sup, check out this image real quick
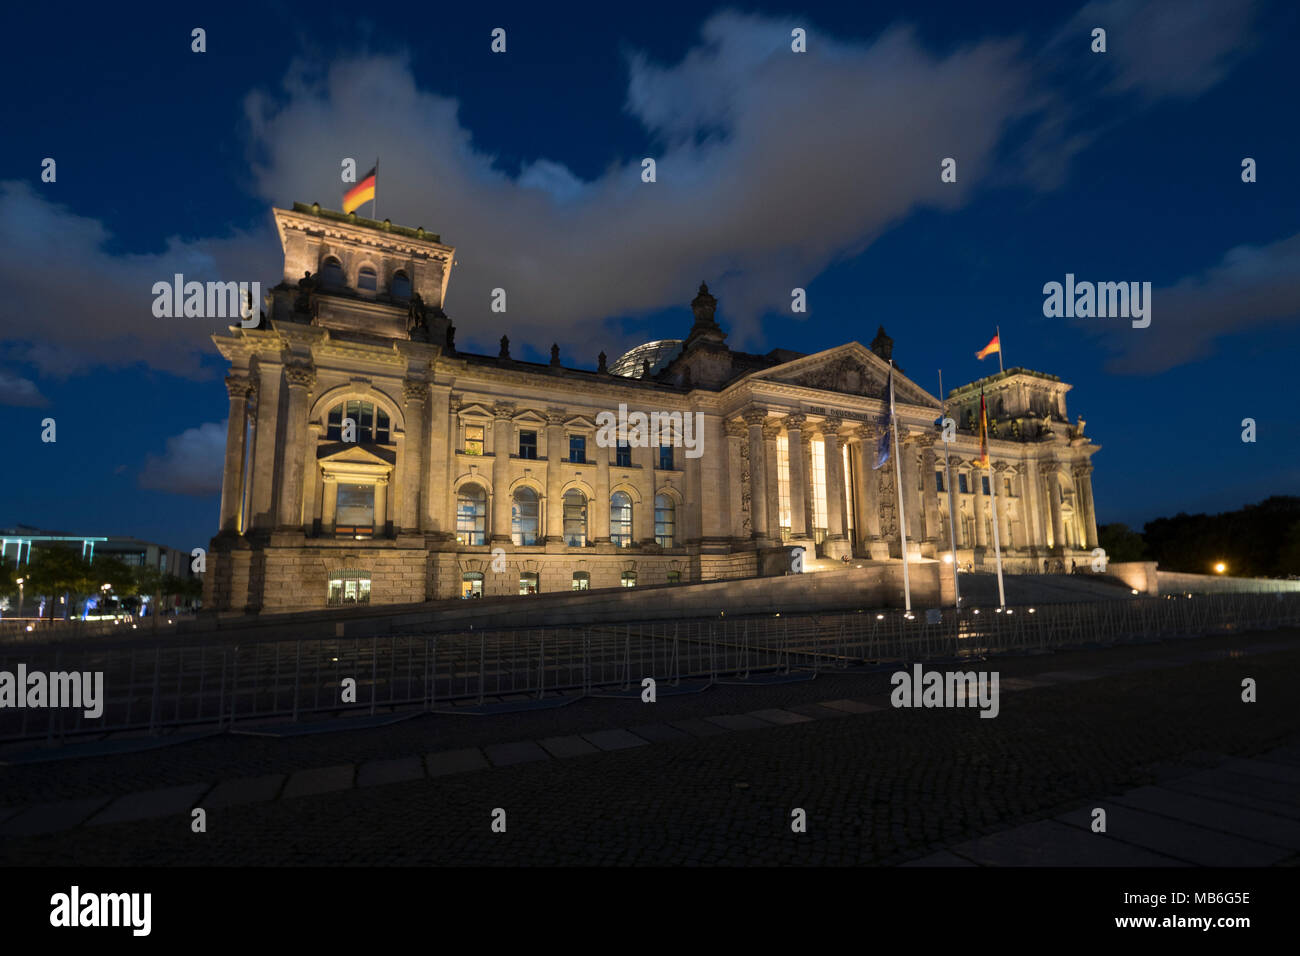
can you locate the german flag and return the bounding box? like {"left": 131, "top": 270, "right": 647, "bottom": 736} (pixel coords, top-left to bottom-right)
{"left": 342, "top": 165, "right": 376, "bottom": 215}
{"left": 976, "top": 334, "right": 1000, "bottom": 361}
{"left": 976, "top": 389, "right": 990, "bottom": 468}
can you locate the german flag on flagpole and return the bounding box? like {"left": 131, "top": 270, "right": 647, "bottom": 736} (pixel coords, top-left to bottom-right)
{"left": 976, "top": 334, "right": 1000, "bottom": 361}
{"left": 976, "top": 389, "right": 990, "bottom": 469}
{"left": 343, "top": 164, "right": 377, "bottom": 215}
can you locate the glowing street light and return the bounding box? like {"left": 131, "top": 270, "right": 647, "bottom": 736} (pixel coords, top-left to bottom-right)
{"left": 1213, "top": 562, "right": 1227, "bottom": 575}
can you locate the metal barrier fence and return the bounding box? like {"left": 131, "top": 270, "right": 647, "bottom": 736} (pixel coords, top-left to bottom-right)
{"left": 2, "top": 592, "right": 1297, "bottom": 745}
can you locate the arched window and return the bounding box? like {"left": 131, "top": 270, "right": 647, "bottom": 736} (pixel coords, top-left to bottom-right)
{"left": 610, "top": 492, "right": 632, "bottom": 548}
{"left": 457, "top": 484, "right": 487, "bottom": 546}
{"left": 512, "top": 487, "right": 539, "bottom": 546}
{"left": 358, "top": 265, "right": 378, "bottom": 291}
{"left": 390, "top": 270, "right": 411, "bottom": 299}
{"left": 571, "top": 571, "right": 590, "bottom": 591}
{"left": 563, "top": 489, "right": 587, "bottom": 547}
{"left": 519, "top": 571, "right": 539, "bottom": 595}
{"left": 654, "top": 494, "right": 675, "bottom": 547}
{"left": 461, "top": 571, "right": 483, "bottom": 599}
{"left": 327, "top": 400, "right": 390, "bottom": 443}
{"left": 321, "top": 257, "right": 345, "bottom": 287}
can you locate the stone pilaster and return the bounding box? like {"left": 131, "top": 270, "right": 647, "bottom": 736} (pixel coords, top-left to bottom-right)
{"left": 743, "top": 409, "right": 770, "bottom": 543}
{"left": 544, "top": 409, "right": 566, "bottom": 542}
{"left": 276, "top": 362, "right": 315, "bottom": 531}
{"left": 918, "top": 435, "right": 941, "bottom": 552}
{"left": 491, "top": 402, "right": 514, "bottom": 543}
{"left": 219, "top": 374, "right": 252, "bottom": 533}
{"left": 401, "top": 380, "right": 428, "bottom": 534}
{"left": 1075, "top": 462, "right": 1099, "bottom": 549}
{"left": 762, "top": 420, "right": 783, "bottom": 541}
{"left": 1046, "top": 461, "right": 1065, "bottom": 552}
{"left": 725, "top": 420, "right": 748, "bottom": 541}
{"left": 822, "top": 416, "right": 849, "bottom": 559}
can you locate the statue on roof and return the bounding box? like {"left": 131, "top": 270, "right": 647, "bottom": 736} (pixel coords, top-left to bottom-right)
{"left": 870, "top": 326, "right": 894, "bottom": 362}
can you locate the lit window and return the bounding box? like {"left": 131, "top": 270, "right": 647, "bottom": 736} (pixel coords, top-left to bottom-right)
{"left": 621, "top": 570, "right": 637, "bottom": 588}
{"left": 810, "top": 438, "right": 828, "bottom": 532}
{"left": 563, "top": 489, "right": 587, "bottom": 546}
{"left": 358, "top": 266, "right": 378, "bottom": 291}
{"left": 456, "top": 483, "right": 487, "bottom": 545}
{"left": 569, "top": 435, "right": 586, "bottom": 463}
{"left": 667, "top": 570, "right": 681, "bottom": 584}
{"left": 519, "top": 430, "right": 538, "bottom": 460}
{"left": 391, "top": 271, "right": 411, "bottom": 299}
{"left": 572, "top": 571, "right": 590, "bottom": 591}
{"left": 776, "top": 435, "right": 791, "bottom": 532}
{"left": 327, "top": 575, "right": 371, "bottom": 606}
{"left": 610, "top": 492, "right": 633, "bottom": 547}
{"left": 512, "top": 487, "right": 539, "bottom": 545}
{"left": 654, "top": 494, "right": 675, "bottom": 547}
{"left": 464, "top": 424, "right": 484, "bottom": 455}
{"left": 327, "top": 401, "right": 389, "bottom": 443}
{"left": 335, "top": 483, "right": 375, "bottom": 538}
{"left": 461, "top": 572, "right": 483, "bottom": 599}
{"left": 519, "top": 571, "right": 539, "bottom": 595}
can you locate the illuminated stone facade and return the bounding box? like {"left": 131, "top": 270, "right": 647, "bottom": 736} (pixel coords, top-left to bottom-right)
{"left": 204, "top": 203, "right": 1100, "bottom": 612}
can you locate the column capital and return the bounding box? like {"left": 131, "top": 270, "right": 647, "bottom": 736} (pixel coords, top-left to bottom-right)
{"left": 742, "top": 408, "right": 768, "bottom": 427}
{"left": 725, "top": 419, "right": 748, "bottom": 440}
{"left": 782, "top": 412, "right": 807, "bottom": 430}
{"left": 225, "top": 374, "right": 253, "bottom": 399}
{"left": 545, "top": 408, "right": 568, "bottom": 426}
{"left": 854, "top": 423, "right": 880, "bottom": 441}
{"left": 403, "top": 380, "right": 429, "bottom": 404}
{"left": 492, "top": 401, "right": 516, "bottom": 420}
{"left": 284, "top": 363, "right": 315, "bottom": 390}
{"left": 1072, "top": 462, "right": 1094, "bottom": 477}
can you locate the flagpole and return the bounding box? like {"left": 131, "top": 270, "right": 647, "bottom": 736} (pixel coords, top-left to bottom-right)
{"left": 890, "top": 361, "right": 912, "bottom": 613}
{"left": 372, "top": 156, "right": 379, "bottom": 220}
{"left": 939, "top": 370, "right": 960, "bottom": 609}
{"left": 983, "top": 390, "right": 1006, "bottom": 609}
{"left": 996, "top": 325, "right": 1004, "bottom": 374}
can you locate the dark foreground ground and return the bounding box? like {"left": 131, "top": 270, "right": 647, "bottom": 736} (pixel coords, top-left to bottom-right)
{"left": 1, "top": 628, "right": 1297, "bottom": 865}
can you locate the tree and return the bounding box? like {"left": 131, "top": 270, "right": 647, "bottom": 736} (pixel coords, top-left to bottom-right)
{"left": 1097, "top": 523, "right": 1146, "bottom": 563}
{"left": 134, "top": 565, "right": 166, "bottom": 633}
{"left": 26, "top": 545, "right": 93, "bottom": 620}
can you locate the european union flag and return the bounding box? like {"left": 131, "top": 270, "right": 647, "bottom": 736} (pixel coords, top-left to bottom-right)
{"left": 873, "top": 367, "right": 893, "bottom": 470}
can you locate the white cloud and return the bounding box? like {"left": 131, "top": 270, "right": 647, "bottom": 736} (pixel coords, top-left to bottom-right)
{"left": 0, "top": 369, "right": 46, "bottom": 406}
{"left": 138, "top": 421, "right": 227, "bottom": 497}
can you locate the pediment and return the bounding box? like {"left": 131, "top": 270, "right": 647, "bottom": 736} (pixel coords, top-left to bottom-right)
{"left": 317, "top": 443, "right": 396, "bottom": 466}
{"left": 511, "top": 409, "right": 548, "bottom": 425}
{"left": 565, "top": 415, "right": 597, "bottom": 430}
{"left": 457, "top": 402, "right": 493, "bottom": 419}
{"left": 754, "top": 344, "right": 939, "bottom": 407}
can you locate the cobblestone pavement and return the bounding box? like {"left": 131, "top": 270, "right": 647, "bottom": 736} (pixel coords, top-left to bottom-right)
{"left": 1, "top": 629, "right": 1297, "bottom": 865}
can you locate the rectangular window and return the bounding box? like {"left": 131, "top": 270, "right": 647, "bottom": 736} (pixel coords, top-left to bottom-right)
{"left": 616, "top": 442, "right": 632, "bottom": 467}
{"left": 982, "top": 475, "right": 991, "bottom": 496}
{"left": 776, "top": 436, "right": 791, "bottom": 531}
{"left": 519, "top": 430, "right": 538, "bottom": 459}
{"left": 935, "top": 470, "right": 946, "bottom": 493}
{"left": 569, "top": 435, "right": 586, "bottom": 463}
{"left": 659, "top": 445, "right": 674, "bottom": 471}
{"left": 572, "top": 572, "right": 590, "bottom": 591}
{"left": 667, "top": 570, "right": 681, "bottom": 584}
{"left": 335, "top": 483, "right": 375, "bottom": 538}
{"left": 464, "top": 424, "right": 484, "bottom": 456}
{"left": 1004, "top": 477, "right": 1013, "bottom": 496}
{"left": 810, "top": 439, "right": 828, "bottom": 533}
{"left": 958, "top": 473, "right": 970, "bottom": 494}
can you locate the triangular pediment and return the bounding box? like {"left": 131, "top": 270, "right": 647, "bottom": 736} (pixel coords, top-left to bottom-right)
{"left": 750, "top": 343, "right": 939, "bottom": 407}
{"left": 457, "top": 402, "right": 493, "bottom": 419}
{"left": 317, "top": 443, "right": 396, "bottom": 466}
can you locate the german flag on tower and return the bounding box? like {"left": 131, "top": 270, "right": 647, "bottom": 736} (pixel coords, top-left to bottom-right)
{"left": 343, "top": 164, "right": 377, "bottom": 215}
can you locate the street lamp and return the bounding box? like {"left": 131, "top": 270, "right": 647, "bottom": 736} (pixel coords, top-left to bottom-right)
{"left": 15, "top": 577, "right": 24, "bottom": 619}
{"left": 1213, "top": 561, "right": 1227, "bottom": 575}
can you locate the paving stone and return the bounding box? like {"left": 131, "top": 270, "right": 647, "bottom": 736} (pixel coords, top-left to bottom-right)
{"left": 202, "top": 774, "right": 285, "bottom": 809}
{"left": 0, "top": 806, "right": 23, "bottom": 826}
{"left": 0, "top": 797, "right": 112, "bottom": 837}
{"left": 539, "top": 735, "right": 599, "bottom": 758}
{"left": 901, "top": 850, "right": 979, "bottom": 867}
{"left": 87, "top": 784, "right": 211, "bottom": 826}
{"left": 950, "top": 820, "right": 1185, "bottom": 867}
{"left": 704, "top": 714, "right": 771, "bottom": 731}
{"left": 1112, "top": 785, "right": 1300, "bottom": 851}
{"left": 1182, "top": 768, "right": 1300, "bottom": 805}
{"left": 818, "top": 699, "right": 882, "bottom": 714}
{"left": 786, "top": 703, "right": 851, "bottom": 719}
{"left": 357, "top": 756, "right": 425, "bottom": 787}
{"left": 282, "top": 764, "right": 355, "bottom": 799}
{"left": 626, "top": 722, "right": 689, "bottom": 742}
{"left": 1218, "top": 757, "right": 1300, "bottom": 786}
{"left": 1055, "top": 805, "right": 1289, "bottom": 866}
{"left": 1165, "top": 775, "right": 1300, "bottom": 820}
{"left": 425, "top": 748, "right": 488, "bottom": 777}
{"left": 484, "top": 741, "right": 550, "bottom": 767}
{"left": 582, "top": 729, "right": 649, "bottom": 751}
{"left": 747, "top": 708, "right": 813, "bottom": 725}
{"left": 669, "top": 718, "right": 730, "bottom": 737}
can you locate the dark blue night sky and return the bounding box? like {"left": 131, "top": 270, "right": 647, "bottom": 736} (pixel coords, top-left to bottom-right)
{"left": 1, "top": 0, "right": 1296, "bottom": 552}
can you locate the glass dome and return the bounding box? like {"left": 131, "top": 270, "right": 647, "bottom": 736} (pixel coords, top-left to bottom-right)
{"left": 610, "top": 339, "right": 682, "bottom": 378}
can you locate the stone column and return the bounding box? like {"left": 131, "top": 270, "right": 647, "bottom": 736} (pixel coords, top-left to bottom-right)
{"left": 994, "top": 463, "right": 1013, "bottom": 549}
{"left": 900, "top": 435, "right": 925, "bottom": 554}
{"left": 1017, "top": 461, "right": 1039, "bottom": 548}
{"left": 426, "top": 388, "right": 453, "bottom": 536}
{"left": 276, "top": 362, "right": 315, "bottom": 530}
{"left": 491, "top": 402, "right": 514, "bottom": 543}
{"left": 725, "top": 420, "right": 748, "bottom": 540}
{"left": 972, "top": 460, "right": 989, "bottom": 549}
{"left": 919, "top": 436, "right": 941, "bottom": 548}
{"left": 219, "top": 374, "right": 252, "bottom": 533}
{"left": 784, "top": 414, "right": 808, "bottom": 537}
{"left": 1075, "top": 463, "right": 1099, "bottom": 549}
{"left": 743, "top": 410, "right": 769, "bottom": 542}
{"left": 401, "top": 380, "right": 428, "bottom": 534}
{"left": 373, "top": 476, "right": 388, "bottom": 533}
{"left": 801, "top": 433, "right": 816, "bottom": 537}
{"left": 240, "top": 382, "right": 258, "bottom": 533}
{"left": 822, "top": 418, "right": 848, "bottom": 557}
{"left": 544, "top": 409, "right": 566, "bottom": 542}
{"left": 854, "top": 426, "right": 884, "bottom": 554}
{"left": 1046, "top": 462, "right": 1065, "bottom": 552}
{"left": 763, "top": 420, "right": 783, "bottom": 540}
